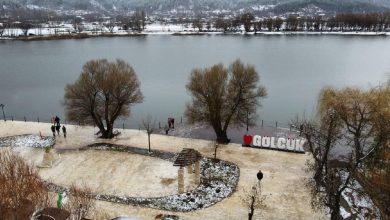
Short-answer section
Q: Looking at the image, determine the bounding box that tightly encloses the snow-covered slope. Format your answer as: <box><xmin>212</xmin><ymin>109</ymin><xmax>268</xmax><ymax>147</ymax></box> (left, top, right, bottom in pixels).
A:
<box><xmin>1</xmin><ymin>0</ymin><xmax>388</xmax><ymax>15</ymax></box>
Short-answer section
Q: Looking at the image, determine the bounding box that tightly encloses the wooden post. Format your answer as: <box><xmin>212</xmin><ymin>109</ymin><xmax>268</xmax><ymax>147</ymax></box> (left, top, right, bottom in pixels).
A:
<box><xmin>187</xmin><ymin>164</ymin><xmax>193</xmax><ymax>174</ymax></box>
<box><xmin>195</xmin><ymin>161</ymin><xmax>200</xmax><ymax>184</ymax></box>
<box><xmin>178</xmin><ymin>167</ymin><xmax>184</xmax><ymax>193</ymax></box>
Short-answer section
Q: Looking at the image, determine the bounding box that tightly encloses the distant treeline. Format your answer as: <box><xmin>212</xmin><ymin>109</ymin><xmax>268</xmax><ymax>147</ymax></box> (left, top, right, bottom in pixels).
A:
<box><xmin>209</xmin><ymin>12</ymin><xmax>390</xmax><ymax>32</ymax></box>
<box><xmin>1</xmin><ymin>10</ymin><xmax>390</xmax><ymax>38</ymax></box>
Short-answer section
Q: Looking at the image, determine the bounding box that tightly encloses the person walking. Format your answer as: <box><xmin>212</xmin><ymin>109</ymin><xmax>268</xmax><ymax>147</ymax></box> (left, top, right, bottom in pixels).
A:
<box><xmin>55</xmin><ymin>116</ymin><xmax>60</xmax><ymax>126</ymax></box>
<box><xmin>62</xmin><ymin>125</ymin><xmax>67</xmax><ymax>138</ymax></box>
<box><xmin>51</xmin><ymin>125</ymin><xmax>56</xmax><ymax>137</ymax></box>
<box><xmin>56</xmin><ymin>124</ymin><xmax>60</xmax><ymax>135</ymax></box>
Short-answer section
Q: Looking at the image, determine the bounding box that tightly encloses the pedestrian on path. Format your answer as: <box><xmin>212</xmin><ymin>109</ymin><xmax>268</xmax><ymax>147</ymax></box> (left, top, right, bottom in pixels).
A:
<box><xmin>62</xmin><ymin>125</ymin><xmax>67</xmax><ymax>138</ymax></box>
<box><xmin>55</xmin><ymin>116</ymin><xmax>60</xmax><ymax>126</ymax></box>
<box><xmin>51</xmin><ymin>125</ymin><xmax>56</xmax><ymax>137</ymax></box>
<box><xmin>56</xmin><ymin>124</ymin><xmax>60</xmax><ymax>135</ymax></box>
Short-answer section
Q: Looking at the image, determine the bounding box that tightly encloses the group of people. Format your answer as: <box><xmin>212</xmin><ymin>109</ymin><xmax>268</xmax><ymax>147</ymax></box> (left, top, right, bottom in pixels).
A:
<box><xmin>50</xmin><ymin>116</ymin><xmax>66</xmax><ymax>138</ymax></box>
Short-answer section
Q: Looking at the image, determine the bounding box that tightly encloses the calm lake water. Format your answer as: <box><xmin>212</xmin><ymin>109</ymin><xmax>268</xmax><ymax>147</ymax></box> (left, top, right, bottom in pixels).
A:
<box><xmin>1</xmin><ymin>35</ymin><xmax>390</xmax><ymax>128</ymax></box>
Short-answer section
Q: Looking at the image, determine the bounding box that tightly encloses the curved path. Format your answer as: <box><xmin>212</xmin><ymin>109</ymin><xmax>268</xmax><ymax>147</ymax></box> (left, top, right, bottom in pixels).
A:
<box><xmin>0</xmin><ymin>136</ymin><xmax>240</xmax><ymax>212</ymax></box>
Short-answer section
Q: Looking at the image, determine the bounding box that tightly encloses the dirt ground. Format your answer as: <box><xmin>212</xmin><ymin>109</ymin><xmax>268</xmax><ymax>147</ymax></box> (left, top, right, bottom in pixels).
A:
<box><xmin>0</xmin><ymin>121</ymin><xmax>328</xmax><ymax>220</ymax></box>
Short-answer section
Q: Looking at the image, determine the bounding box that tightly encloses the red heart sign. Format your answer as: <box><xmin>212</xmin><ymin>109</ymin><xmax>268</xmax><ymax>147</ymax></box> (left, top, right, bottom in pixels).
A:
<box><xmin>243</xmin><ymin>134</ymin><xmax>253</xmax><ymax>145</ymax></box>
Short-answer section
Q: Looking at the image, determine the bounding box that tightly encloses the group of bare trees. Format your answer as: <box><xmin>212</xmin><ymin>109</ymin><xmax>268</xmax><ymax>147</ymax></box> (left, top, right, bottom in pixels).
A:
<box><xmin>295</xmin><ymin>85</ymin><xmax>390</xmax><ymax>219</ymax></box>
<box><xmin>279</xmin><ymin>12</ymin><xmax>390</xmax><ymax>32</ymax></box>
<box><xmin>0</xmin><ymin>9</ymin><xmax>148</xmax><ymax>37</ymax></box>
<box><xmin>212</xmin><ymin>12</ymin><xmax>390</xmax><ymax>32</ymax></box>
<box><xmin>63</xmin><ymin>58</ymin><xmax>266</xmax><ymax>145</ymax></box>
<box><xmin>2</xmin><ymin>9</ymin><xmax>390</xmax><ymax>37</ymax></box>
<box><xmin>119</xmin><ymin>10</ymin><xmax>146</xmax><ymax>32</ymax></box>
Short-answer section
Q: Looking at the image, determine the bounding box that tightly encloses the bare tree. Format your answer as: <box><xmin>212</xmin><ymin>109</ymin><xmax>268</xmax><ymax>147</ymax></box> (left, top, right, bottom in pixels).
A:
<box><xmin>0</xmin><ymin>149</ymin><xmax>52</xmax><ymax>219</ymax></box>
<box><xmin>192</xmin><ymin>16</ymin><xmax>203</xmax><ymax>31</ymax></box>
<box><xmin>19</xmin><ymin>21</ymin><xmax>32</xmax><ymax>36</ymax></box>
<box><xmin>141</xmin><ymin>115</ymin><xmax>156</xmax><ymax>152</ymax></box>
<box><xmin>241</xmin><ymin>12</ymin><xmax>254</xmax><ymax>32</ymax></box>
<box><xmin>185</xmin><ymin>59</ymin><xmax>267</xmax><ymax>143</ymax></box>
<box><xmin>241</xmin><ymin>182</ymin><xmax>267</xmax><ymax>220</ymax></box>
<box><xmin>286</xmin><ymin>16</ymin><xmax>298</xmax><ymax>31</ymax></box>
<box><xmin>73</xmin><ymin>16</ymin><xmax>83</xmax><ymax>34</ymax></box>
<box><xmin>293</xmin><ymin>112</ymin><xmax>345</xmax><ymax>219</ymax></box>
<box><xmin>215</xmin><ymin>16</ymin><xmax>229</xmax><ymax>32</ymax></box>
<box><xmin>295</xmin><ymin>85</ymin><xmax>390</xmax><ymax>220</ymax></box>
<box><xmin>129</xmin><ymin>10</ymin><xmax>146</xmax><ymax>31</ymax></box>
<box><xmin>64</xmin><ymin>59</ymin><xmax>144</xmax><ymax>139</ymax></box>
<box><xmin>265</xmin><ymin>18</ymin><xmax>273</xmax><ymax>31</ymax></box>
<box><xmin>63</xmin><ymin>183</ymin><xmax>95</xmax><ymax>220</ymax></box>
<box><xmin>206</xmin><ymin>21</ymin><xmax>211</xmax><ymax>31</ymax></box>
<box><xmin>273</xmin><ymin>17</ymin><xmax>283</xmax><ymax>31</ymax></box>
<box><xmin>0</xmin><ymin>23</ymin><xmax>4</xmax><ymax>37</ymax></box>
<box><xmin>253</xmin><ymin>20</ymin><xmax>262</xmax><ymax>34</ymax></box>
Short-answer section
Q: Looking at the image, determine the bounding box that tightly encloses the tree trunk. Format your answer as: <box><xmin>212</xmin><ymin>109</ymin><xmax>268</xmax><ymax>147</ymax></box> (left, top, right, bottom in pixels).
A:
<box><xmin>330</xmin><ymin>208</ymin><xmax>341</xmax><ymax>220</ymax></box>
<box><xmin>216</xmin><ymin>130</ymin><xmax>229</xmax><ymax>144</ymax></box>
<box><xmin>248</xmin><ymin>212</ymin><xmax>253</xmax><ymax>220</ymax></box>
<box><xmin>248</xmin><ymin>196</ymin><xmax>255</xmax><ymax>220</ymax></box>
<box><xmin>148</xmin><ymin>134</ymin><xmax>151</xmax><ymax>152</ymax></box>
<box><xmin>100</xmin><ymin>123</ymin><xmax>114</xmax><ymax>139</ymax></box>
<box><xmin>100</xmin><ymin>129</ymin><xmax>113</xmax><ymax>139</ymax></box>
<box><xmin>330</xmin><ymin>198</ymin><xmax>342</xmax><ymax>220</ymax></box>
<box><xmin>213</xmin><ymin>126</ymin><xmax>229</xmax><ymax>144</ymax></box>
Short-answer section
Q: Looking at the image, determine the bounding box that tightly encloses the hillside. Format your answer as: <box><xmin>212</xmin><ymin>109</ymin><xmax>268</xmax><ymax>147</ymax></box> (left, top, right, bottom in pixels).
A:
<box><xmin>0</xmin><ymin>0</ymin><xmax>389</xmax><ymax>15</ymax></box>
<box><xmin>273</xmin><ymin>0</ymin><xmax>389</xmax><ymax>14</ymax></box>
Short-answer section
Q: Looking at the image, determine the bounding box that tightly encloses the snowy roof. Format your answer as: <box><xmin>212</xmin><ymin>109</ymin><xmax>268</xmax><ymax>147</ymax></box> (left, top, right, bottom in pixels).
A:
<box><xmin>173</xmin><ymin>148</ymin><xmax>202</xmax><ymax>167</ymax></box>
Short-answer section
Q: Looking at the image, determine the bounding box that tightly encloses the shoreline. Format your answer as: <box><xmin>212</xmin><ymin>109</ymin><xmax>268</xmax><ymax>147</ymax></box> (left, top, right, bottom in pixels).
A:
<box><xmin>0</xmin><ymin>30</ymin><xmax>388</xmax><ymax>42</ymax></box>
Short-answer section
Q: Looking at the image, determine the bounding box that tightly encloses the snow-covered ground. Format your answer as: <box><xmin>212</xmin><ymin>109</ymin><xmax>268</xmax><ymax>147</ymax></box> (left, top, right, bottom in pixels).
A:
<box><xmin>0</xmin><ymin>134</ymin><xmax>54</xmax><ymax>148</ymax></box>
<box><xmin>6</xmin><ymin>125</ymin><xmax>381</xmax><ymax>218</ymax></box>
<box><xmin>3</xmin><ymin>139</ymin><xmax>240</xmax><ymax>212</ymax></box>
<box><xmin>0</xmin><ymin>121</ymin><xmax>327</xmax><ymax>219</ymax></box>
<box><xmin>342</xmin><ymin>178</ymin><xmax>381</xmax><ymax>219</ymax></box>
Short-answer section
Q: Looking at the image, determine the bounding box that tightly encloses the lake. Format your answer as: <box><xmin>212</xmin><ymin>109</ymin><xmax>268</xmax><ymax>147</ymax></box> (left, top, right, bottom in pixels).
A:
<box><xmin>1</xmin><ymin>35</ymin><xmax>390</xmax><ymax>128</ymax></box>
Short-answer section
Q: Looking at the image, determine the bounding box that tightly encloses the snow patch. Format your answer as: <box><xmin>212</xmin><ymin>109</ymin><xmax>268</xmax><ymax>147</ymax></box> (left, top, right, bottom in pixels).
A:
<box><xmin>0</xmin><ymin>134</ymin><xmax>55</xmax><ymax>149</ymax></box>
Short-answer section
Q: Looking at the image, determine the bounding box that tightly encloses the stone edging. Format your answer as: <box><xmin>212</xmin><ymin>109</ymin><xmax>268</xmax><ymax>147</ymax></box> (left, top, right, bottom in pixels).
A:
<box><xmin>49</xmin><ymin>143</ymin><xmax>240</xmax><ymax>212</ymax></box>
<box><xmin>0</xmin><ymin>134</ymin><xmax>55</xmax><ymax>148</ymax></box>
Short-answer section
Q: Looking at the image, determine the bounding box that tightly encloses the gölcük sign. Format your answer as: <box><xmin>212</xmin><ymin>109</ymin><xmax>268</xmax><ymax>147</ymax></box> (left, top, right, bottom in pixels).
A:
<box><xmin>243</xmin><ymin>134</ymin><xmax>305</xmax><ymax>153</ymax></box>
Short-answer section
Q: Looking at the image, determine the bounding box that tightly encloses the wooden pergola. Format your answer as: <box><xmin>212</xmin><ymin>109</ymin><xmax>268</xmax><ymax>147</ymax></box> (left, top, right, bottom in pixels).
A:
<box><xmin>173</xmin><ymin>148</ymin><xmax>202</xmax><ymax>193</ymax></box>
<box><xmin>173</xmin><ymin>148</ymin><xmax>202</xmax><ymax>167</ymax></box>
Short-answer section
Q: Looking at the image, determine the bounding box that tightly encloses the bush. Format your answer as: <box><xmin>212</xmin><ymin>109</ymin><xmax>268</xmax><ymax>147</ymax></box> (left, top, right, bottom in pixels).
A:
<box><xmin>0</xmin><ymin>149</ymin><xmax>51</xmax><ymax>219</ymax></box>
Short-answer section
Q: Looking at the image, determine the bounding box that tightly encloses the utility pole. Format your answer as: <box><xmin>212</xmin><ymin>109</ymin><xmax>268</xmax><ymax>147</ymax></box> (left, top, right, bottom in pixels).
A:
<box><xmin>0</xmin><ymin>104</ymin><xmax>6</xmax><ymax>122</ymax></box>
<box><xmin>246</xmin><ymin>111</ymin><xmax>249</xmax><ymax>132</ymax></box>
